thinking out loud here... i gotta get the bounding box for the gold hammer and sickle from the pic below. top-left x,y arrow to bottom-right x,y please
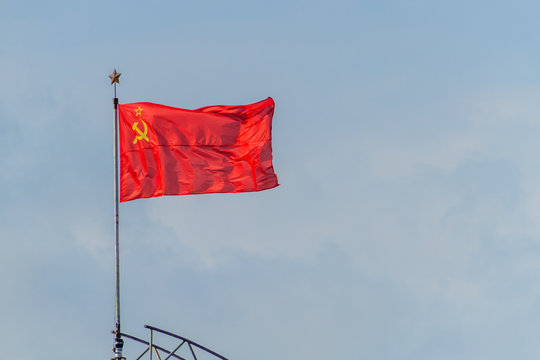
132,120 -> 149,144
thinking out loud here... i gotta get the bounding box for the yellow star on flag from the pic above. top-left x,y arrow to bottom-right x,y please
135,106 -> 143,117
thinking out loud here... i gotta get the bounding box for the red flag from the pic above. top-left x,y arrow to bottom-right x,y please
118,98 -> 278,202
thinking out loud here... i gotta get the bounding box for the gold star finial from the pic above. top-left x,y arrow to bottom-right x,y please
135,106 -> 143,117
109,69 -> 121,85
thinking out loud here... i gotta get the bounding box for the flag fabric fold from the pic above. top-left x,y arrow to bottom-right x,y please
118,97 -> 278,202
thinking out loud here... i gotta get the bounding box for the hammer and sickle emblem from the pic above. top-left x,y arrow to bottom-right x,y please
132,120 -> 149,144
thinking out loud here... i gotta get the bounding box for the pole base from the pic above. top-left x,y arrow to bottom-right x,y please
111,357 -> 126,360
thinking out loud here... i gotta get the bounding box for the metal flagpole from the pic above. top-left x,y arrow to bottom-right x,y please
109,69 -> 124,360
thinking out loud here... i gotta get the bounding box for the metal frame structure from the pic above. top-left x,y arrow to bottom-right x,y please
116,325 -> 229,360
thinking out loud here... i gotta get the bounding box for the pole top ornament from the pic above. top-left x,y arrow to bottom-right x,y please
109,69 -> 121,85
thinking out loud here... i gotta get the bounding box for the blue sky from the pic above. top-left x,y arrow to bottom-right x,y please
2,1 -> 540,359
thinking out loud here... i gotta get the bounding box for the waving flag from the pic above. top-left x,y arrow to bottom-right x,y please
118,98 -> 278,202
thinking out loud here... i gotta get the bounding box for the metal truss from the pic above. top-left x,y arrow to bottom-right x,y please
118,325 -> 229,360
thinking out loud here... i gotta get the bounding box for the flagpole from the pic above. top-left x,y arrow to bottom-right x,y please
109,69 -> 124,360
